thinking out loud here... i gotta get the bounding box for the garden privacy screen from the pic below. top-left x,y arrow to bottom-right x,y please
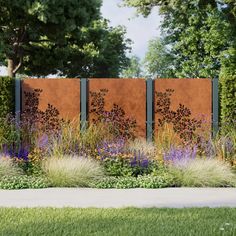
20,78 -> 216,140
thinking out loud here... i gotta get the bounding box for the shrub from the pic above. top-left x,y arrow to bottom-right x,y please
42,155 -> 104,187
0,155 -> 22,178
220,48 -> 236,132
169,158 -> 236,187
0,77 -> 14,119
97,139 -> 158,177
0,175 -> 50,189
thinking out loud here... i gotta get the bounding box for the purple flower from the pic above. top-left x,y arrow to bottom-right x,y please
2,144 -> 29,161
221,137 -> 234,154
164,146 -> 197,166
36,134 -> 49,149
97,139 -> 126,160
130,150 -> 149,168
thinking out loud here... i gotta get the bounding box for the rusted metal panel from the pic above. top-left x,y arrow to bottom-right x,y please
89,78 -> 147,138
154,78 -> 212,134
22,78 -> 81,121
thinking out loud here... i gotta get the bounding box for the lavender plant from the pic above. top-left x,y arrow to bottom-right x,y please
164,146 -> 197,166
96,139 -> 157,177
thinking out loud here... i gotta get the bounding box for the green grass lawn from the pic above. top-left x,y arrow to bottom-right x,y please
0,208 -> 235,236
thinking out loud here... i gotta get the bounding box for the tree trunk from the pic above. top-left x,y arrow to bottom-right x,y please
7,59 -> 15,78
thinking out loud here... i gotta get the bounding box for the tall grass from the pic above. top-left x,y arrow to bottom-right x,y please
42,155 -> 104,187
48,120 -> 113,157
47,119 -> 81,157
214,129 -> 236,165
169,158 -> 236,187
126,138 -> 157,159
154,123 -> 182,160
0,155 -> 23,178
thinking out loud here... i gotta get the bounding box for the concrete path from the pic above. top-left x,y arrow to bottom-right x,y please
0,188 -> 235,208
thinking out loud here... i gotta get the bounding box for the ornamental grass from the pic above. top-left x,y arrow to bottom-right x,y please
42,155 -> 104,187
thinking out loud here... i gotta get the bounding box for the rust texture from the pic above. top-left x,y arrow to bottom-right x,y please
154,78 -> 212,133
89,78 -> 147,137
22,79 -> 81,121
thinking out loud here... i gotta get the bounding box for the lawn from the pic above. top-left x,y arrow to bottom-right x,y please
0,208 -> 235,236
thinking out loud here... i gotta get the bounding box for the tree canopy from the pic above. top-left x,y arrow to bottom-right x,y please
0,0 -> 130,77
120,55 -> 144,78
124,0 -> 236,78
144,37 -> 174,78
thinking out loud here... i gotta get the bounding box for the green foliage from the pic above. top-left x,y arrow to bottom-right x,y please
65,21 -> 131,78
121,55 -> 144,78
0,175 -> 50,189
102,157 -> 160,177
93,174 -> 174,188
144,37 -> 175,78
220,49 -> 236,128
125,0 -> 236,79
0,77 -> 14,118
42,156 -> 104,187
0,1 -> 130,77
169,158 -> 236,187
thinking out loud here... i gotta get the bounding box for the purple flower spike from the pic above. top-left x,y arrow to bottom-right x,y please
37,134 -> 49,149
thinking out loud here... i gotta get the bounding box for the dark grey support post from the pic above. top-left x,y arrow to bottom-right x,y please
212,77 -> 219,136
15,77 -> 21,122
146,79 -> 154,142
80,78 -> 88,132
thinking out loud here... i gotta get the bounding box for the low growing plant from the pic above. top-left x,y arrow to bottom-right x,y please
93,173 -> 174,189
42,155 -> 104,187
0,175 -> 50,189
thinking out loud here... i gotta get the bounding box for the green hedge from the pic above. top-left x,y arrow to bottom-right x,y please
0,76 -> 14,118
220,45 -> 236,130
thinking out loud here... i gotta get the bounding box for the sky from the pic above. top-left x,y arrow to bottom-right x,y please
101,0 -> 161,60
0,0 -> 161,76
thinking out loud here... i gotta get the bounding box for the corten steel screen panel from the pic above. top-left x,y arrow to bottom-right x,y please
89,78 -> 146,138
154,78 -> 212,134
22,79 -> 81,121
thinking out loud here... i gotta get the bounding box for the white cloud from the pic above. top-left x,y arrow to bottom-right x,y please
101,0 -> 162,59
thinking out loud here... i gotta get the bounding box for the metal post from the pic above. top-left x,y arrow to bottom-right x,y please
212,77 -> 219,136
146,79 -> 154,142
80,78 -> 88,132
15,77 -> 21,122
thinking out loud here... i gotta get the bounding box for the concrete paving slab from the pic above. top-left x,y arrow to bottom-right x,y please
0,188 -> 235,208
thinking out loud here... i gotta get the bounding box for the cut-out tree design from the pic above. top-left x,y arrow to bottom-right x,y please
155,89 -> 202,145
89,89 -> 137,139
22,89 -> 62,134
